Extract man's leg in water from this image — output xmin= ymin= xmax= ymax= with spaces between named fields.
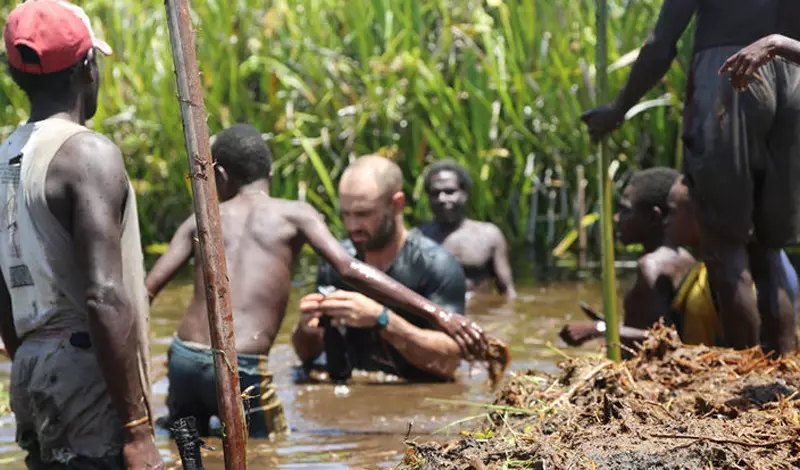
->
xmin=701 ymin=239 xmax=761 ymax=349
xmin=749 ymin=244 xmax=798 ymax=353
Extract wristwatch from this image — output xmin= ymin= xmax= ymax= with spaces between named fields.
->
xmin=376 ymin=307 xmax=389 ymax=330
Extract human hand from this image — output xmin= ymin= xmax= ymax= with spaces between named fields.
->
xmin=122 ymin=426 xmax=165 ymax=470
xmin=434 ymin=311 xmax=488 ymax=361
xmin=719 ymin=34 xmax=782 ymax=91
xmin=298 ymin=293 xmax=325 ymax=331
xmin=319 ymin=290 xmax=384 ymax=328
xmin=580 ymin=103 xmax=625 ymax=142
xmin=559 ymin=320 xmax=602 ymax=347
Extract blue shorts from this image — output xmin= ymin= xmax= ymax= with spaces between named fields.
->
xmin=163 ymin=336 xmax=288 ymax=438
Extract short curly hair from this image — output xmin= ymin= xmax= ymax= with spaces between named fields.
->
xmin=211 ymin=124 xmax=272 ymax=185
xmin=627 ymin=167 xmax=681 ymax=215
xmin=423 ymin=159 xmax=473 ymax=195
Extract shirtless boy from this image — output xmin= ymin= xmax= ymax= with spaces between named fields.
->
xmin=419 ymin=159 xmax=516 ymax=299
xmin=146 ymin=124 xmax=487 ymax=437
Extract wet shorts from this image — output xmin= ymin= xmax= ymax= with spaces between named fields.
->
xmin=10 ymin=332 xmax=128 ymax=469
xmin=163 ymin=336 xmax=288 ymax=438
xmin=683 ymin=45 xmax=800 ymax=248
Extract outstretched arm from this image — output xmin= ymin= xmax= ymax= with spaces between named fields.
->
xmin=719 ymin=35 xmax=800 ymax=91
xmin=290 ymin=203 xmax=486 ymax=358
xmin=582 ymin=0 xmax=697 ymax=141
xmin=145 ymin=215 xmax=196 ymax=303
xmin=489 ymin=225 xmax=516 ymax=299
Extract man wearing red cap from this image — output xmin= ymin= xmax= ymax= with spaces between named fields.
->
xmin=0 ymin=1 xmax=163 ymax=468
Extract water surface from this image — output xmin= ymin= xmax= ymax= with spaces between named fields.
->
xmin=0 ymin=275 xmax=626 ymax=468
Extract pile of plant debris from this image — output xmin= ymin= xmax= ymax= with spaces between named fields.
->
xmin=401 ymin=324 xmax=800 ymax=469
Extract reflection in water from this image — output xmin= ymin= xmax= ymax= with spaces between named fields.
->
xmin=0 ymin=277 xmax=628 ymax=468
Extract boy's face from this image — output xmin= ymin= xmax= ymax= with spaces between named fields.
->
xmin=664 ymin=177 xmax=701 ymax=248
xmin=614 ymin=184 xmax=658 ymax=245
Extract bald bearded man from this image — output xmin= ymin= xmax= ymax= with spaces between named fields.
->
xmin=292 ymin=155 xmax=471 ymax=382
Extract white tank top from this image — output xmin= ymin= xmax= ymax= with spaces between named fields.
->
xmin=0 ymin=117 xmax=152 ymax=419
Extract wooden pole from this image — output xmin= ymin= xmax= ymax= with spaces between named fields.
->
xmin=595 ymin=0 xmax=621 ymax=361
xmin=577 ymin=165 xmax=587 ymax=269
xmin=163 ymin=0 xmax=248 ymax=468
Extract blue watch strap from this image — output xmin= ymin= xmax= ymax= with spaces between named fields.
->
xmin=376 ymin=306 xmax=389 ymax=329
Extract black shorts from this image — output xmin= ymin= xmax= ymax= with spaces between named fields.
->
xmin=683 ymin=45 xmax=800 ymax=248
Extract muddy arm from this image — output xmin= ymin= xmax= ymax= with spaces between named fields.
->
xmin=378 ymin=311 xmax=461 ymax=380
xmin=145 ymin=215 xmax=196 ymax=303
xmin=611 ymin=0 xmax=696 ymax=113
xmin=0 ymin=271 xmax=19 ymax=359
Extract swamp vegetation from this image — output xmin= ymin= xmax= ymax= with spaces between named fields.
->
xmin=1 ymin=0 xmax=692 ymax=263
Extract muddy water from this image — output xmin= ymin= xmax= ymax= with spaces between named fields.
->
xmin=0 ymin=276 xmax=628 ymax=468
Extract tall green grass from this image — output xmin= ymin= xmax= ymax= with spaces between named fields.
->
xmin=0 ymin=0 xmax=693 ymax=261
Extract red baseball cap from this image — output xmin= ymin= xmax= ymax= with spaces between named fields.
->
xmin=4 ymin=0 xmax=112 ymax=75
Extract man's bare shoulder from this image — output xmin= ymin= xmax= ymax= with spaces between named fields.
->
xmin=469 ymin=220 xmax=506 ymax=242
xmin=637 ymin=247 xmax=696 ymax=285
xmin=247 ymin=198 xmax=324 ymax=240
xmin=53 ymin=131 xmax=126 ymax=184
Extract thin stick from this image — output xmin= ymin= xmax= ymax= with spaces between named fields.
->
xmin=595 ymin=0 xmax=621 ymax=361
xmin=163 ymin=1 xmax=247 ymax=468
xmin=547 ymin=361 xmax=612 ymax=411
xmin=577 ymin=165 xmax=587 ymax=269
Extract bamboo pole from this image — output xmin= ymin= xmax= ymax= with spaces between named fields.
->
xmin=163 ymin=0 xmax=248 ymax=468
xmin=577 ymin=165 xmax=587 ymax=269
xmin=595 ymin=0 xmax=621 ymax=361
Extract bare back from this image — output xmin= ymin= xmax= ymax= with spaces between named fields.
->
xmin=177 ymin=195 xmax=308 ymax=355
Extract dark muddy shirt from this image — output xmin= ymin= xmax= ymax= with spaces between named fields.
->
xmin=694 ymin=0 xmax=780 ymax=52
xmin=314 ymin=228 xmax=467 ymax=382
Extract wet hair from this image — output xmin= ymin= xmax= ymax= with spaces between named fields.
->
xmin=347 ymin=154 xmax=403 ymax=197
xmin=423 ymin=159 xmax=472 ymax=195
xmin=627 ymin=167 xmax=681 ymax=215
xmin=211 ymin=124 xmax=272 ymax=185
xmin=8 ymin=45 xmax=85 ymax=97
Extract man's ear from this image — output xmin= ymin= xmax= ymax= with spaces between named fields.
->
xmin=652 ymin=205 xmax=664 ymax=224
xmin=80 ymin=50 xmax=97 ymax=85
xmin=391 ymin=191 xmax=406 ymax=214
xmin=215 ymin=163 xmax=230 ymax=186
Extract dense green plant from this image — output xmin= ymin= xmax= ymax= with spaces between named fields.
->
xmin=0 ymin=0 xmax=692 ymax=261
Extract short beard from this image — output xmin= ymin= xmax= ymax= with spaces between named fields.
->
xmin=359 ymin=211 xmax=396 ymax=252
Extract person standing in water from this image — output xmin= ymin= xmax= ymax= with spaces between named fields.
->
xmin=147 ymin=127 xmax=488 ymax=436
xmin=292 ymin=155 xmax=472 ymax=382
xmin=418 ymin=159 xmax=516 ymax=299
xmin=581 ymin=0 xmax=800 ymax=354
xmin=0 ymin=1 xmax=162 ymax=468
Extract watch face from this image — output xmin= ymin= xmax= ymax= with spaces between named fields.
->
xmin=377 ymin=309 xmax=389 ymax=328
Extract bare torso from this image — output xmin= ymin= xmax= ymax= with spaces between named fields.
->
xmin=622 ymin=246 xmax=697 ymax=330
xmin=177 ymin=195 xmax=308 ymax=355
xmin=419 ymin=220 xmax=500 ymax=293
